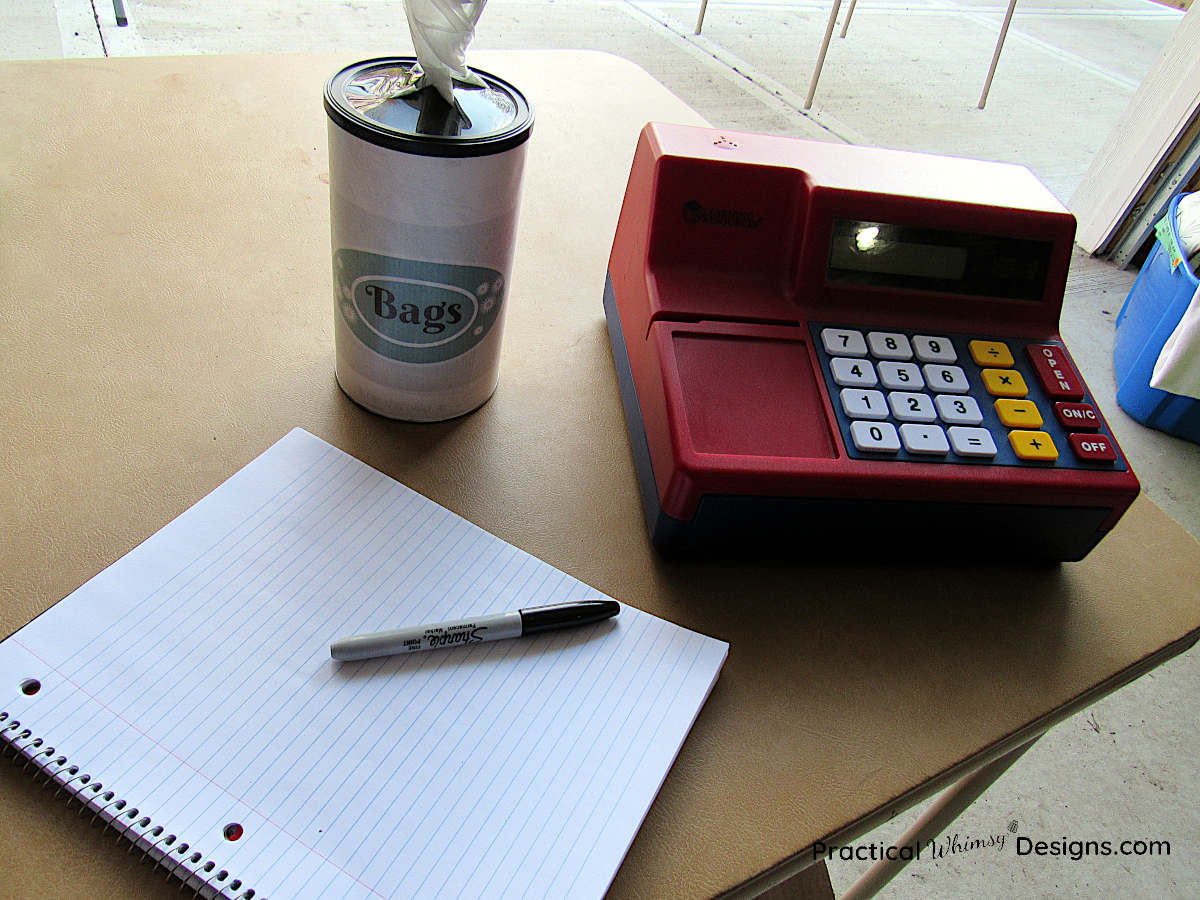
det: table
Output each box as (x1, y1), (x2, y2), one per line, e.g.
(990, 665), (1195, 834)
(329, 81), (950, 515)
(2, 51), (1200, 900)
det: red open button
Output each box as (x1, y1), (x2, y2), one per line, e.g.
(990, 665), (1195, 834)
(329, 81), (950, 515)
(1069, 433), (1117, 463)
(1027, 344), (1085, 400)
(1054, 401), (1101, 431)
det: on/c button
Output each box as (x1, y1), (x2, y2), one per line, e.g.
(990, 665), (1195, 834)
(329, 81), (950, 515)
(1054, 401), (1101, 431)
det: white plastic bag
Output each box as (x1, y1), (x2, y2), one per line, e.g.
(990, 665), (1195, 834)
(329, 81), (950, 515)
(404, 0), (488, 104)
(1177, 192), (1200, 274)
(1150, 282), (1200, 400)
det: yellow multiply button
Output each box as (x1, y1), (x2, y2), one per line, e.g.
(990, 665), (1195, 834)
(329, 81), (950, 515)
(1009, 430), (1058, 461)
(982, 368), (1029, 397)
(994, 398), (1044, 428)
(969, 340), (1014, 367)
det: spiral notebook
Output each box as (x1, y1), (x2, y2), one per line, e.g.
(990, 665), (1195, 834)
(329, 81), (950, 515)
(0, 428), (727, 899)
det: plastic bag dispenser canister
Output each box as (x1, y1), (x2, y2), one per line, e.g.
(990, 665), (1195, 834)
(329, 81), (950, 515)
(324, 58), (533, 420)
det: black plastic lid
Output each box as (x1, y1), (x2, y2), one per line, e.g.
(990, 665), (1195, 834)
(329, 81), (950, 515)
(324, 57), (534, 158)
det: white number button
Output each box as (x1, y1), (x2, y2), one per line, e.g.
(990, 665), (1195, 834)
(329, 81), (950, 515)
(913, 334), (957, 363)
(888, 392), (937, 423)
(877, 361), (925, 391)
(850, 420), (900, 453)
(821, 328), (868, 357)
(830, 357), (878, 387)
(934, 394), (984, 425)
(948, 426), (998, 458)
(922, 364), (970, 393)
(867, 331), (913, 360)
(840, 389), (889, 419)
(899, 423), (950, 455)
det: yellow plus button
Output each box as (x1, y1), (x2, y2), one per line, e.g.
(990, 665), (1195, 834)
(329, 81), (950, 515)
(994, 398), (1043, 428)
(969, 340), (1014, 367)
(982, 367), (1029, 397)
(1009, 430), (1058, 461)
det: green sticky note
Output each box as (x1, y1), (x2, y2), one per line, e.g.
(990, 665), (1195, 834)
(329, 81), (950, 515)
(1155, 214), (1185, 271)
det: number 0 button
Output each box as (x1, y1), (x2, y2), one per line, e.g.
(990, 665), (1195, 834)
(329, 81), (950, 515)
(850, 420), (900, 453)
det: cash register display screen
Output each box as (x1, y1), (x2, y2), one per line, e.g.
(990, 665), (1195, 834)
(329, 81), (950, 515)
(827, 219), (1053, 301)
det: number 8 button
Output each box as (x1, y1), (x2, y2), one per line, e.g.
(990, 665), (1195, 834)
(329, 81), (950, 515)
(867, 331), (913, 359)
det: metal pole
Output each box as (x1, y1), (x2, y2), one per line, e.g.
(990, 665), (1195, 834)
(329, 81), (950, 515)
(978, 0), (1018, 108)
(839, 0), (858, 39)
(838, 735), (1041, 900)
(805, 0), (844, 109)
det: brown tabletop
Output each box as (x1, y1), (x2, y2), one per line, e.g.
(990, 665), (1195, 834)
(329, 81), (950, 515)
(2, 51), (1199, 900)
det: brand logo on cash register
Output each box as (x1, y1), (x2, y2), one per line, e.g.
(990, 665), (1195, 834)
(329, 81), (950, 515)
(334, 249), (504, 363)
(682, 200), (763, 229)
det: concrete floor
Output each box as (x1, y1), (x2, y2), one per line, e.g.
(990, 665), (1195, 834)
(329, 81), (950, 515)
(4, 0), (1199, 897)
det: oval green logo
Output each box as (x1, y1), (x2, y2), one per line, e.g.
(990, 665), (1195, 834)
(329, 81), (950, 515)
(334, 249), (504, 363)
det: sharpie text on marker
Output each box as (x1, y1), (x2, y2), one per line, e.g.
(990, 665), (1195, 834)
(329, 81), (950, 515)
(330, 599), (621, 661)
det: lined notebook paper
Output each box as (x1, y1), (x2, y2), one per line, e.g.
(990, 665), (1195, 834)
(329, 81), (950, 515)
(0, 428), (727, 899)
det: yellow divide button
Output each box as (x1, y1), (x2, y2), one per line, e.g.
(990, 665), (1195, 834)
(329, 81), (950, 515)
(994, 398), (1044, 428)
(1009, 430), (1058, 461)
(969, 340), (1014, 367)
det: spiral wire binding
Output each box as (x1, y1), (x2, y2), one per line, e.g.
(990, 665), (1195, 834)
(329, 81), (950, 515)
(2, 711), (260, 899)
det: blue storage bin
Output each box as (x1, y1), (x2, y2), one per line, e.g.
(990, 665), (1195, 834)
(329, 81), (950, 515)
(1113, 192), (1200, 443)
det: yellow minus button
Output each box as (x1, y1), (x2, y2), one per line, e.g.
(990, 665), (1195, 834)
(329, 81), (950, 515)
(981, 368), (1029, 397)
(969, 340), (1014, 367)
(1009, 430), (1058, 461)
(994, 398), (1044, 428)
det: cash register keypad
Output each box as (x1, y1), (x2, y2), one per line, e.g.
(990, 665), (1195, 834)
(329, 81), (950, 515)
(815, 326), (1124, 469)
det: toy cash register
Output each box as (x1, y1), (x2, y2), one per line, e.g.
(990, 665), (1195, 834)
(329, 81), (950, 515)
(603, 123), (1139, 561)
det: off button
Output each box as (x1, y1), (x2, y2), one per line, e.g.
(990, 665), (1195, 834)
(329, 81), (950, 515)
(1069, 433), (1117, 463)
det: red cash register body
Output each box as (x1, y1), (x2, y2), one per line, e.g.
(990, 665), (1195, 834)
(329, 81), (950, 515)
(603, 123), (1138, 560)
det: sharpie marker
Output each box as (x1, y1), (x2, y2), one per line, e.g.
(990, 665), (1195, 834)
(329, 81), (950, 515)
(330, 599), (620, 662)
